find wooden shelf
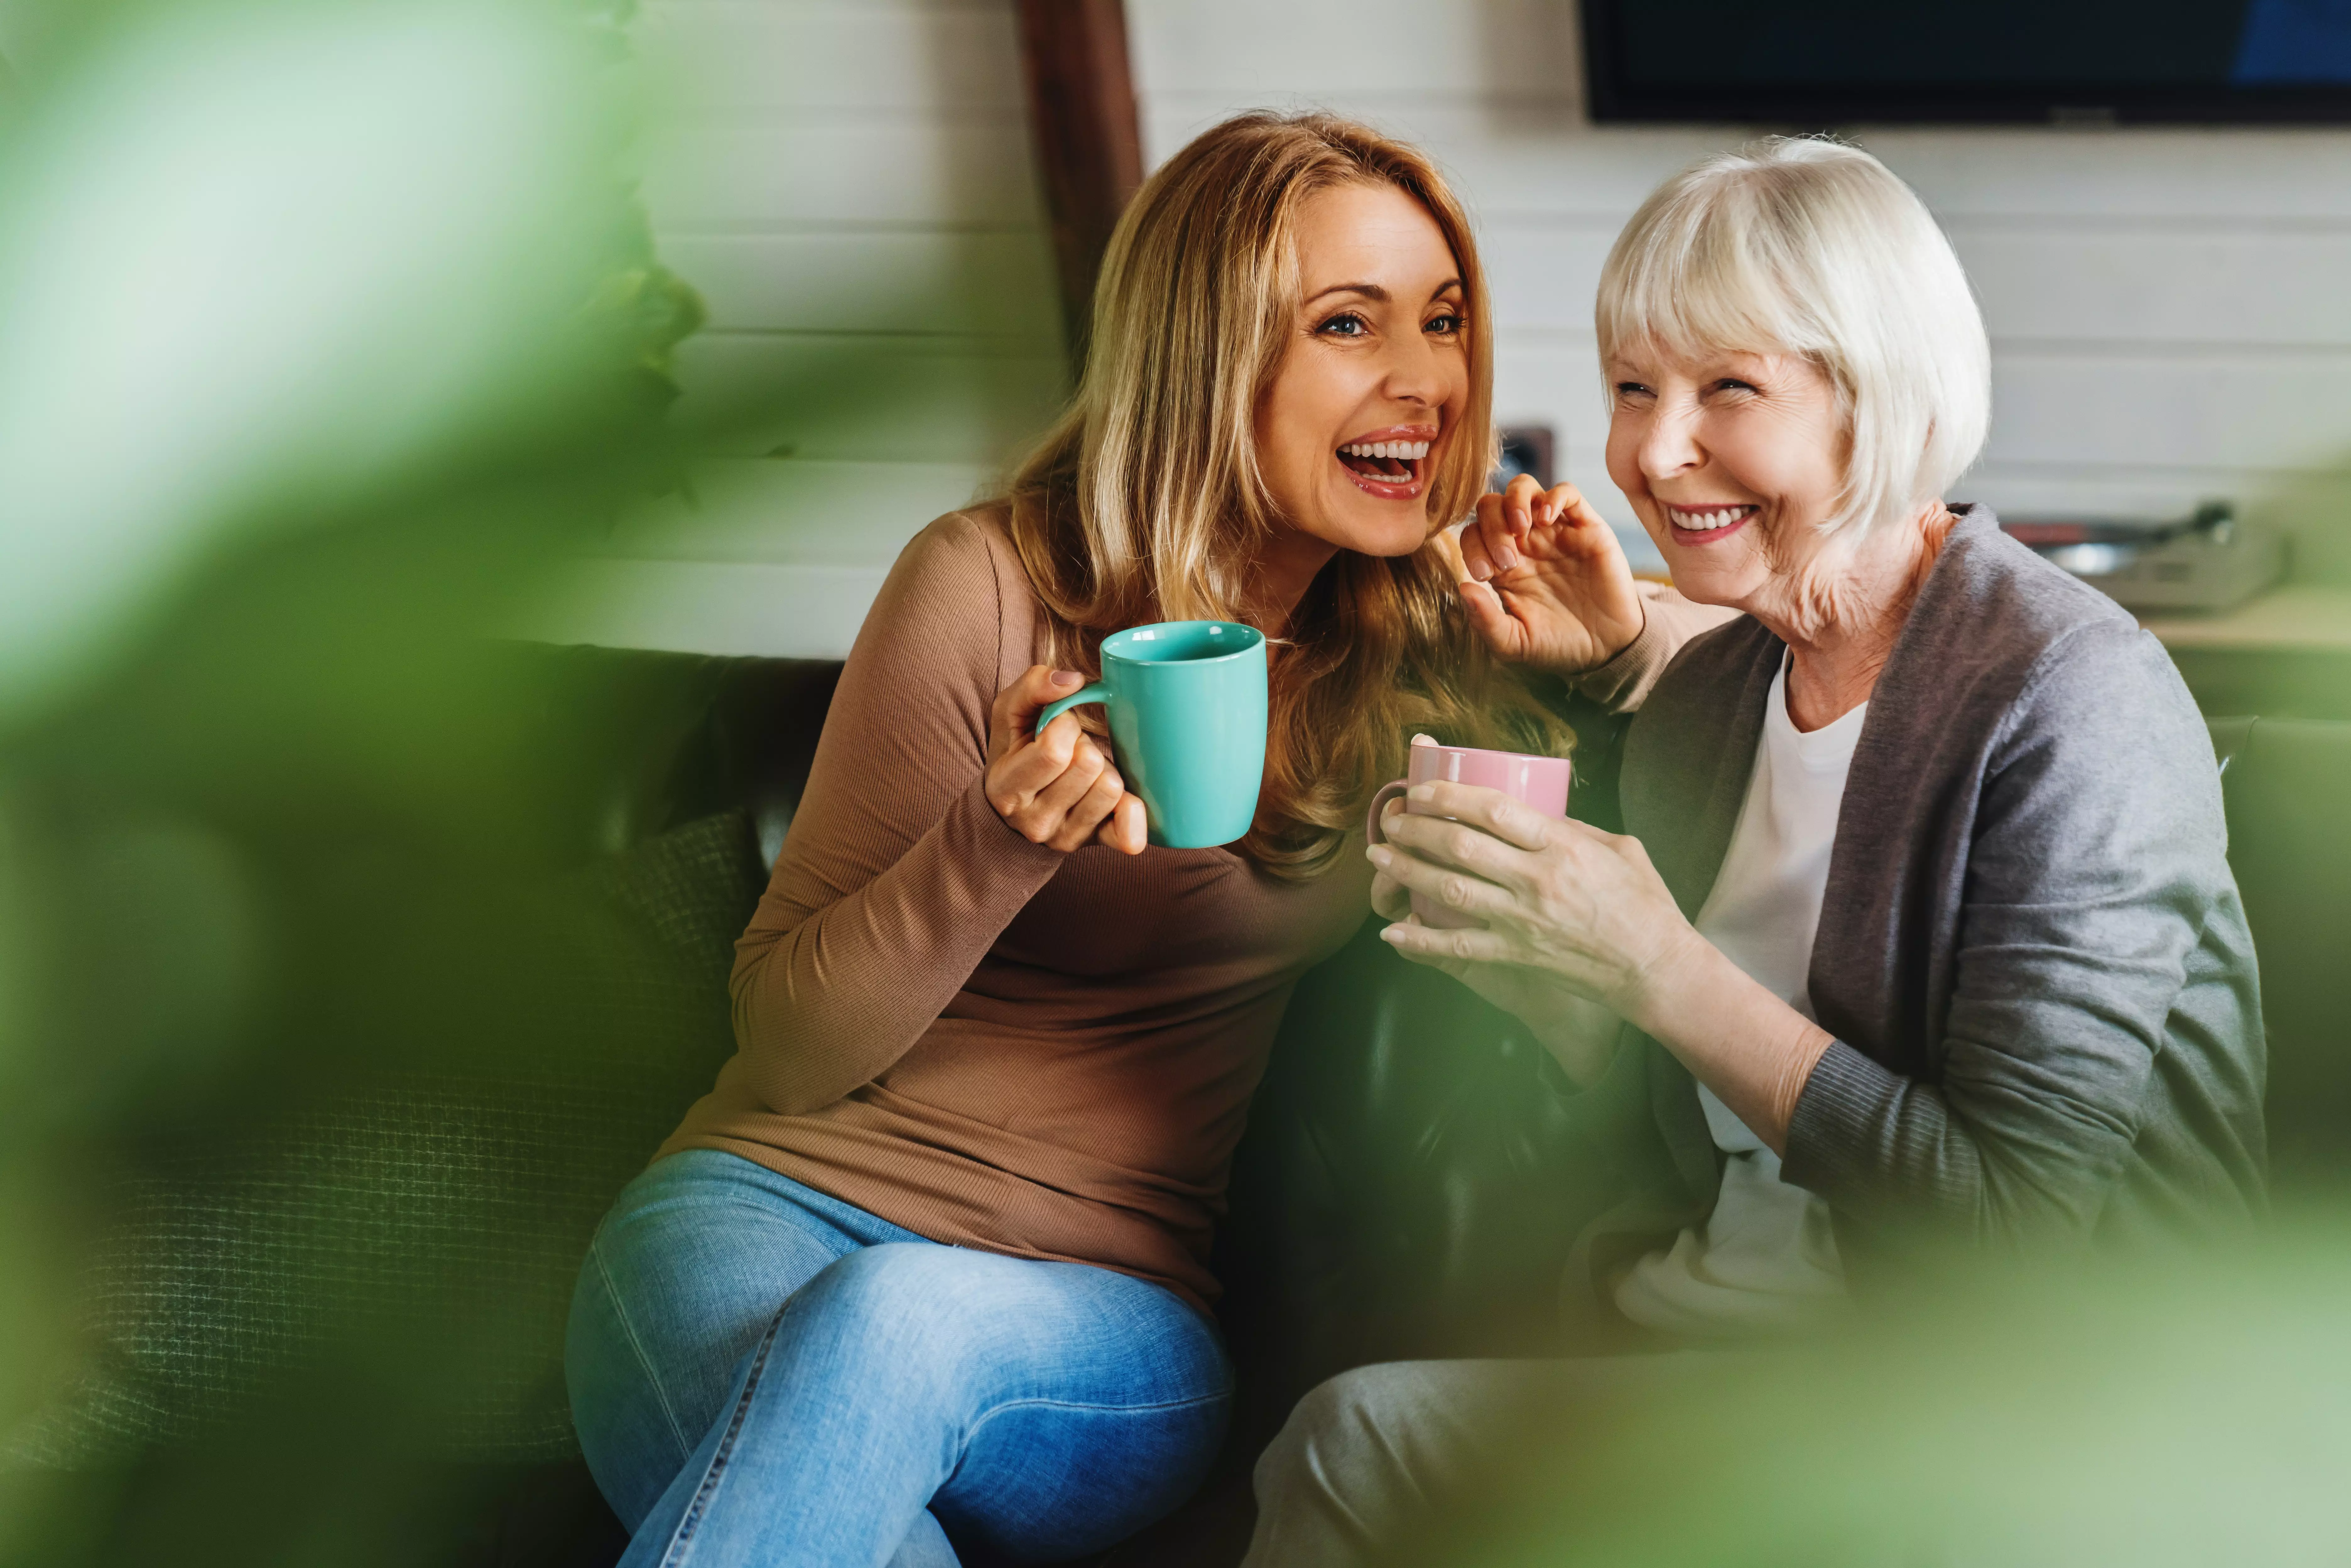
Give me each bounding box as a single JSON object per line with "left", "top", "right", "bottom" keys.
{"left": 2142, "top": 584, "right": 2351, "bottom": 719}
{"left": 2139, "top": 584, "right": 2351, "bottom": 654}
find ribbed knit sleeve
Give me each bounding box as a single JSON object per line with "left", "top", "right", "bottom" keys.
{"left": 727, "top": 513, "right": 1070, "bottom": 1116}
{"left": 1780, "top": 622, "right": 2240, "bottom": 1247}
{"left": 1572, "top": 582, "right": 1740, "bottom": 713}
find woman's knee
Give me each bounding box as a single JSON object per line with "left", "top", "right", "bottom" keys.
{"left": 566, "top": 1229, "right": 700, "bottom": 1528}
{"left": 1255, "top": 1362, "right": 1463, "bottom": 1528}
{"left": 1261, "top": 1365, "right": 1400, "bottom": 1478}
{"left": 564, "top": 1155, "right": 846, "bottom": 1522}
{"left": 778, "top": 1244, "right": 1222, "bottom": 1420}
{"left": 779, "top": 1243, "right": 1012, "bottom": 1385}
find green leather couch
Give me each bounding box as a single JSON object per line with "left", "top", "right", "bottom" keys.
{"left": 21, "top": 649, "right": 2345, "bottom": 1567}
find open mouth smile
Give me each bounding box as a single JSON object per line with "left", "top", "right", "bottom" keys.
{"left": 1663, "top": 502, "right": 1758, "bottom": 543}
{"left": 1336, "top": 426, "right": 1436, "bottom": 500}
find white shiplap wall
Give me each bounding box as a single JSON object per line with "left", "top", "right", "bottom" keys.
{"left": 560, "top": 0, "right": 2351, "bottom": 653}
{"left": 543, "top": 0, "right": 1070, "bottom": 656}
{"left": 1128, "top": 0, "right": 2351, "bottom": 584}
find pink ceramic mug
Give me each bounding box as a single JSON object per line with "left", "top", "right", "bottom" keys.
{"left": 1366, "top": 738, "right": 1573, "bottom": 930}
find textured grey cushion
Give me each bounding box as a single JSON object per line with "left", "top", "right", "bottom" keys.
{"left": 18, "top": 811, "right": 761, "bottom": 1467}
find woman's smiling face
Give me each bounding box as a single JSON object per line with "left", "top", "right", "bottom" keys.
{"left": 1602, "top": 342, "right": 1850, "bottom": 609}
{"left": 1253, "top": 181, "right": 1471, "bottom": 563}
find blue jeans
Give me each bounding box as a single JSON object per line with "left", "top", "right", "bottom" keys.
{"left": 565, "top": 1150, "right": 1232, "bottom": 1566}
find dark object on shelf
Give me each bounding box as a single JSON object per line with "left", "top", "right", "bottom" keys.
{"left": 1997, "top": 501, "right": 2284, "bottom": 613}
{"left": 1580, "top": 0, "right": 2351, "bottom": 124}
{"left": 1493, "top": 425, "right": 1555, "bottom": 491}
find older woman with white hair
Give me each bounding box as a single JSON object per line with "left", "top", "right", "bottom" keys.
{"left": 1244, "top": 137, "right": 2266, "bottom": 1564}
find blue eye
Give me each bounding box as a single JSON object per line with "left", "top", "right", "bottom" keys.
{"left": 1425, "top": 312, "right": 1463, "bottom": 335}
{"left": 1317, "top": 312, "right": 1369, "bottom": 337}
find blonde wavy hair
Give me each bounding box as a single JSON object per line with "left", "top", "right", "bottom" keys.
{"left": 1004, "top": 111, "right": 1571, "bottom": 878}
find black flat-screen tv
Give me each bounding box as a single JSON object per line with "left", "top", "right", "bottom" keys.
{"left": 1581, "top": 0, "right": 2351, "bottom": 123}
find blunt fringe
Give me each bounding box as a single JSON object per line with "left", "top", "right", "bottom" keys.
{"left": 1002, "top": 111, "right": 1570, "bottom": 878}
{"left": 1596, "top": 136, "right": 1992, "bottom": 539}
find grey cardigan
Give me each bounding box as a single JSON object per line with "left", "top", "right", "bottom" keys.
{"left": 1564, "top": 506, "right": 2266, "bottom": 1306}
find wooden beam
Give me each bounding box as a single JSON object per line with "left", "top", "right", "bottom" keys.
{"left": 1013, "top": 0, "right": 1143, "bottom": 370}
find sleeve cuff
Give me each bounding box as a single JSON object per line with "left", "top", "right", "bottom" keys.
{"left": 1779, "top": 1038, "right": 1907, "bottom": 1208}
{"left": 1571, "top": 596, "right": 1679, "bottom": 713}
{"left": 940, "top": 770, "right": 1081, "bottom": 895}
{"left": 1572, "top": 586, "right": 1743, "bottom": 714}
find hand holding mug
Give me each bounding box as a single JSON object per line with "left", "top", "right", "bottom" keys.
{"left": 986, "top": 666, "right": 1147, "bottom": 855}
{"left": 1366, "top": 737, "right": 1572, "bottom": 929}
{"left": 1367, "top": 764, "right": 1641, "bottom": 1087}
{"left": 1454, "top": 473, "right": 1646, "bottom": 677}
{"left": 1369, "top": 779, "right": 1698, "bottom": 1030}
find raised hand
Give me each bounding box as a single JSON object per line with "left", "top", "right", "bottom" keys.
{"left": 1454, "top": 473, "right": 1647, "bottom": 677}
{"left": 985, "top": 666, "right": 1148, "bottom": 855}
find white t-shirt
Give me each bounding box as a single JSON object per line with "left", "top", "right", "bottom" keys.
{"left": 1613, "top": 654, "right": 1863, "bottom": 1341}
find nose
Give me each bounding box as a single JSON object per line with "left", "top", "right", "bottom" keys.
{"left": 1379, "top": 322, "right": 1444, "bottom": 410}
{"left": 1637, "top": 393, "right": 1705, "bottom": 483}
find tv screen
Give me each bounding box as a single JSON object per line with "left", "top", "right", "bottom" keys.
{"left": 1580, "top": 0, "right": 2351, "bottom": 123}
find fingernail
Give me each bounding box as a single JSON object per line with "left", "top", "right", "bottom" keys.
{"left": 1468, "top": 561, "right": 1492, "bottom": 583}
{"left": 1051, "top": 670, "right": 1081, "bottom": 689}
{"left": 1366, "top": 844, "right": 1391, "bottom": 868}
{"left": 1378, "top": 925, "right": 1403, "bottom": 943}
{"left": 1407, "top": 784, "right": 1435, "bottom": 802}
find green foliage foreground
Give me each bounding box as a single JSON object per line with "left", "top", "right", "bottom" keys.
{"left": 0, "top": 3, "right": 2345, "bottom": 1565}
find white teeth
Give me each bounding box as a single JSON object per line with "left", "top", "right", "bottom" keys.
{"left": 1670, "top": 506, "right": 1750, "bottom": 531}
{"left": 1340, "top": 440, "right": 1432, "bottom": 459}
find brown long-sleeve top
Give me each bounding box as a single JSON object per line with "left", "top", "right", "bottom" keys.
{"left": 658, "top": 508, "right": 1374, "bottom": 1315}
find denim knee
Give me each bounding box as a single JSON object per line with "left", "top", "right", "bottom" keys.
{"left": 567, "top": 1229, "right": 697, "bottom": 1529}
{"left": 775, "top": 1244, "right": 996, "bottom": 1390}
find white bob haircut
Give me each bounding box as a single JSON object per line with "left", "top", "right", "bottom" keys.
{"left": 1596, "top": 137, "right": 1992, "bottom": 539}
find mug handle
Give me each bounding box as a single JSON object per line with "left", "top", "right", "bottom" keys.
{"left": 1036, "top": 682, "right": 1111, "bottom": 735}
{"left": 1365, "top": 779, "right": 1409, "bottom": 844}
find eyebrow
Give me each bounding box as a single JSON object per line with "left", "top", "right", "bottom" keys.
{"left": 1304, "top": 277, "right": 1466, "bottom": 306}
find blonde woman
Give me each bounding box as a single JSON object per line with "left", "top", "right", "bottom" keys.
{"left": 563, "top": 114, "right": 1586, "bottom": 1566}
{"left": 1246, "top": 138, "right": 2265, "bottom": 1564}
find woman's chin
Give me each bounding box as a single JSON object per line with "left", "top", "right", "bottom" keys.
{"left": 1656, "top": 555, "right": 1757, "bottom": 608}
{"left": 1322, "top": 496, "right": 1437, "bottom": 557}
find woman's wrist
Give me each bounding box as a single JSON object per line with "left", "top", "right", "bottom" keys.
{"left": 1540, "top": 601, "right": 1651, "bottom": 686}
{"left": 1528, "top": 992, "right": 1622, "bottom": 1086}
{"left": 1617, "top": 927, "right": 1833, "bottom": 1153}
{"left": 1609, "top": 918, "right": 1711, "bottom": 1037}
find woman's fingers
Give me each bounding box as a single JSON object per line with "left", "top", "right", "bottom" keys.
{"left": 1029, "top": 725, "right": 1109, "bottom": 814}
{"left": 1541, "top": 481, "right": 1593, "bottom": 529}
{"left": 1399, "top": 781, "right": 1562, "bottom": 855}
{"left": 1096, "top": 792, "right": 1148, "bottom": 855}
{"left": 1048, "top": 751, "right": 1125, "bottom": 851}
{"left": 1366, "top": 838, "right": 1512, "bottom": 922}
{"left": 989, "top": 665, "right": 1082, "bottom": 755}
{"left": 1460, "top": 509, "right": 1500, "bottom": 583}
{"left": 1380, "top": 916, "right": 1513, "bottom": 967}
{"left": 1454, "top": 575, "right": 1523, "bottom": 657}
{"left": 1469, "top": 491, "right": 1518, "bottom": 579}
{"left": 1503, "top": 471, "right": 1548, "bottom": 529}
{"left": 988, "top": 712, "right": 1080, "bottom": 814}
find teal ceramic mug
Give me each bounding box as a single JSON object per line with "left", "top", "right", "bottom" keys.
{"left": 1035, "top": 620, "right": 1268, "bottom": 849}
